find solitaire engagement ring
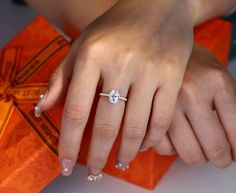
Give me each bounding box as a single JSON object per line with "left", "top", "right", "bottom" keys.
{"left": 99, "top": 90, "right": 127, "bottom": 104}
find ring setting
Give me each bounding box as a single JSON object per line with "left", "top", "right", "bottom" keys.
{"left": 99, "top": 89, "right": 127, "bottom": 104}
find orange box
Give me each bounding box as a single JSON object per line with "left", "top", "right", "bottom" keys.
{"left": 0, "top": 17, "right": 232, "bottom": 192}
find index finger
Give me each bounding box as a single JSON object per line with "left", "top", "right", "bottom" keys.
{"left": 59, "top": 60, "right": 100, "bottom": 176}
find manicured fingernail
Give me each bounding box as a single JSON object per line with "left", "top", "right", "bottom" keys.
{"left": 115, "top": 161, "right": 130, "bottom": 171}
{"left": 61, "top": 159, "right": 74, "bottom": 176}
{"left": 139, "top": 147, "right": 149, "bottom": 152}
{"left": 87, "top": 168, "right": 103, "bottom": 181}
{"left": 34, "top": 90, "right": 48, "bottom": 118}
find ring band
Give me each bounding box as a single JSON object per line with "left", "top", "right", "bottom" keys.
{"left": 99, "top": 89, "right": 127, "bottom": 104}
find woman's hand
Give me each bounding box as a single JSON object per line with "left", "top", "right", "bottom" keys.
{"left": 35, "top": 0, "right": 195, "bottom": 178}
{"left": 155, "top": 44, "right": 236, "bottom": 168}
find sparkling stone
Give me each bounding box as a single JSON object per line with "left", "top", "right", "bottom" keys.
{"left": 108, "top": 90, "right": 120, "bottom": 104}
{"left": 63, "top": 168, "right": 69, "bottom": 172}
{"left": 40, "top": 94, "right": 44, "bottom": 99}
{"left": 87, "top": 173, "right": 103, "bottom": 181}
{"left": 115, "top": 162, "right": 130, "bottom": 171}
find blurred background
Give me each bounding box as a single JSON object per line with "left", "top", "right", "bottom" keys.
{"left": 0, "top": 1, "right": 236, "bottom": 193}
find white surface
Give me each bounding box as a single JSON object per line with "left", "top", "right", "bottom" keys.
{"left": 41, "top": 160, "right": 236, "bottom": 193}
{"left": 0, "top": 1, "right": 236, "bottom": 193}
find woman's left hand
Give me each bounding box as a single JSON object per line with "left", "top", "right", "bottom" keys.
{"left": 35, "top": 0, "right": 195, "bottom": 177}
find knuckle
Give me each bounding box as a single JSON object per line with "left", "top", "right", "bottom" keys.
{"left": 150, "top": 120, "right": 169, "bottom": 134}
{"left": 113, "top": 52, "right": 133, "bottom": 74}
{"left": 123, "top": 126, "right": 145, "bottom": 140}
{"left": 206, "top": 143, "right": 229, "bottom": 160}
{"left": 80, "top": 40, "right": 106, "bottom": 60}
{"left": 160, "top": 55, "right": 183, "bottom": 79}
{"left": 183, "top": 152, "right": 205, "bottom": 166}
{"left": 115, "top": 62, "right": 130, "bottom": 75}
{"left": 63, "top": 103, "right": 87, "bottom": 123}
{"left": 154, "top": 144, "right": 175, "bottom": 156}
{"left": 163, "top": 62, "right": 180, "bottom": 76}
{"left": 95, "top": 122, "right": 118, "bottom": 139}
{"left": 180, "top": 80, "right": 198, "bottom": 102}
{"left": 80, "top": 42, "right": 96, "bottom": 56}
{"left": 136, "top": 60, "right": 157, "bottom": 80}
{"left": 152, "top": 116, "right": 171, "bottom": 131}
{"left": 211, "top": 67, "right": 229, "bottom": 88}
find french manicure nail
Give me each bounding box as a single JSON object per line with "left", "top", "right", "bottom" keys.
{"left": 61, "top": 159, "right": 74, "bottom": 176}
{"left": 87, "top": 168, "right": 103, "bottom": 181}
{"left": 115, "top": 161, "right": 130, "bottom": 171}
{"left": 34, "top": 90, "right": 48, "bottom": 118}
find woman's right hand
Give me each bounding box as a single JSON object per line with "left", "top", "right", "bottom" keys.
{"left": 155, "top": 44, "right": 236, "bottom": 168}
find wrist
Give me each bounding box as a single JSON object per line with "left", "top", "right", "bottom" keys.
{"left": 115, "top": 0, "right": 196, "bottom": 30}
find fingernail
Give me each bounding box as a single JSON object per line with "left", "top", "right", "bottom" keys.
{"left": 61, "top": 159, "right": 74, "bottom": 176}
{"left": 87, "top": 168, "right": 103, "bottom": 181}
{"left": 115, "top": 161, "right": 130, "bottom": 171}
{"left": 34, "top": 90, "right": 48, "bottom": 118}
{"left": 139, "top": 147, "right": 149, "bottom": 152}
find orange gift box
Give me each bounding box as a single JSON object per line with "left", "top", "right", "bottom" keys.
{"left": 0, "top": 16, "right": 232, "bottom": 192}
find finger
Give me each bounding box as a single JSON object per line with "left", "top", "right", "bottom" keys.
{"left": 140, "top": 83, "right": 179, "bottom": 150}
{"left": 34, "top": 36, "right": 87, "bottom": 117}
{"left": 59, "top": 58, "right": 100, "bottom": 176}
{"left": 87, "top": 75, "right": 130, "bottom": 177}
{"left": 168, "top": 108, "right": 206, "bottom": 166}
{"left": 214, "top": 82, "right": 236, "bottom": 160}
{"left": 34, "top": 53, "right": 74, "bottom": 117}
{"left": 154, "top": 134, "right": 176, "bottom": 156}
{"left": 116, "top": 81, "right": 156, "bottom": 170}
{"left": 186, "top": 103, "right": 232, "bottom": 168}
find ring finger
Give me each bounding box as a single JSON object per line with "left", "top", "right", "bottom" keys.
{"left": 86, "top": 74, "right": 130, "bottom": 179}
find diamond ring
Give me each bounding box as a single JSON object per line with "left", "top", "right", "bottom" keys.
{"left": 99, "top": 89, "right": 127, "bottom": 104}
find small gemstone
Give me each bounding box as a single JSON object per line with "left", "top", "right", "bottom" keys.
{"left": 63, "top": 168, "right": 69, "bottom": 172}
{"left": 87, "top": 173, "right": 103, "bottom": 181}
{"left": 40, "top": 94, "right": 44, "bottom": 99}
{"left": 87, "top": 175, "right": 94, "bottom": 181}
{"left": 108, "top": 90, "right": 120, "bottom": 104}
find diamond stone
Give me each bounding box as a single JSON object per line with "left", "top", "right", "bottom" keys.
{"left": 108, "top": 90, "right": 120, "bottom": 104}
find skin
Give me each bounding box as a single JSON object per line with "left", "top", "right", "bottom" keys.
{"left": 26, "top": 0, "right": 236, "bottom": 36}
{"left": 54, "top": 0, "right": 193, "bottom": 176}
{"left": 25, "top": 0, "right": 119, "bottom": 38}
{"left": 26, "top": 0, "right": 236, "bottom": 176}
{"left": 154, "top": 44, "right": 236, "bottom": 168}
{"left": 30, "top": 0, "right": 194, "bottom": 176}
